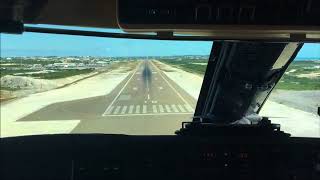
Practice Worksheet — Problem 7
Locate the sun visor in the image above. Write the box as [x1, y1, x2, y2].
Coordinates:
[0, 0, 119, 31]
[0, 0, 47, 34]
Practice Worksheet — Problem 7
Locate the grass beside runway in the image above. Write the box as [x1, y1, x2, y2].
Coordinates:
[159, 59, 320, 90]
[158, 58, 208, 75]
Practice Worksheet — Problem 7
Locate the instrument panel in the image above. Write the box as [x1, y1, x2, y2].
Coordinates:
[2, 135, 320, 180]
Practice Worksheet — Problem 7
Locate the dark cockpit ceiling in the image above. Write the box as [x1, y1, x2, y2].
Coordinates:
[1, 0, 320, 41]
[0, 0, 118, 29]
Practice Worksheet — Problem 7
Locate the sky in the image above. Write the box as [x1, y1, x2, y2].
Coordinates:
[0, 32, 213, 57]
[1, 25, 320, 59]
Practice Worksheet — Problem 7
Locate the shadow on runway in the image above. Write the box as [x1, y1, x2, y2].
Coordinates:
[142, 61, 152, 91]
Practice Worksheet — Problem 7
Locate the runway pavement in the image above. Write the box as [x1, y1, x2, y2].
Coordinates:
[18, 60, 198, 135]
[102, 61, 195, 116]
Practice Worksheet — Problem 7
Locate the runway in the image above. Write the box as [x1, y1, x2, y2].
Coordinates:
[102, 61, 194, 116]
[18, 60, 197, 135]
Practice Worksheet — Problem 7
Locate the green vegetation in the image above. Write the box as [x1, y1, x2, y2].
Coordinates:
[1, 69, 95, 79]
[1, 69, 37, 78]
[0, 86, 22, 91]
[275, 74, 320, 90]
[15, 69, 95, 79]
[276, 75, 320, 90]
[159, 59, 208, 75]
[160, 59, 320, 91]
[275, 61, 320, 90]
[284, 61, 320, 75]
[0, 58, 62, 66]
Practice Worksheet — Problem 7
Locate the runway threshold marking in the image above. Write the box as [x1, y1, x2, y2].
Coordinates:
[102, 104, 194, 116]
[121, 106, 127, 114]
[102, 62, 141, 116]
[142, 105, 147, 113]
[136, 105, 141, 114]
[104, 106, 115, 115]
[114, 106, 121, 114]
[128, 105, 134, 114]
[149, 61, 194, 111]
[165, 105, 172, 113]
[184, 104, 194, 112]
[171, 104, 179, 113]
[159, 105, 165, 113]
[178, 104, 187, 112]
[152, 105, 158, 113]
[102, 112, 193, 117]
[103, 61, 195, 117]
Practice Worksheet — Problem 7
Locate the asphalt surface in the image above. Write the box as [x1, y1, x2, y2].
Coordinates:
[269, 90, 320, 115]
[18, 61, 197, 135]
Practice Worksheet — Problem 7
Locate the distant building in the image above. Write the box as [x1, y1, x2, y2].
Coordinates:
[78, 63, 85, 67]
[52, 63, 77, 68]
[31, 64, 43, 70]
[96, 61, 109, 66]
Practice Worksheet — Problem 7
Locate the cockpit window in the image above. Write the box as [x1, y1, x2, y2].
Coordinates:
[1, 31, 319, 138]
[0, 31, 212, 137]
[260, 43, 320, 137]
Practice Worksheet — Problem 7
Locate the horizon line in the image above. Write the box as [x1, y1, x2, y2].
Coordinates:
[1, 55, 319, 60]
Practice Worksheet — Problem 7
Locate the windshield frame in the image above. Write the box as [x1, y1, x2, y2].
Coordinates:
[20, 25, 320, 43]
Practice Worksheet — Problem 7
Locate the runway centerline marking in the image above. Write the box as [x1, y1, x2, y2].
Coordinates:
[102, 62, 141, 116]
[103, 61, 195, 117]
[146, 76, 150, 92]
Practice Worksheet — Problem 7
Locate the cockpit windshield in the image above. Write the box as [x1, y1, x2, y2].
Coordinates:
[1, 27, 319, 137]
[0, 30, 212, 137]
